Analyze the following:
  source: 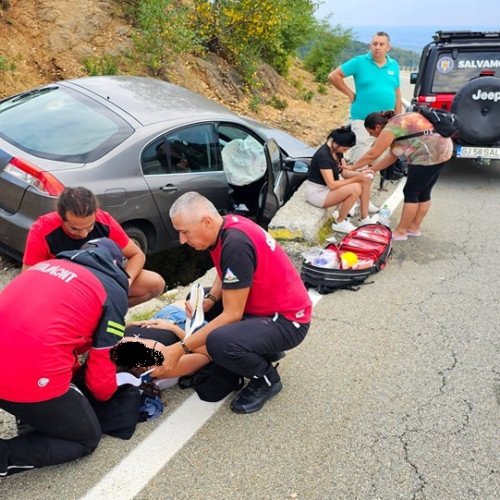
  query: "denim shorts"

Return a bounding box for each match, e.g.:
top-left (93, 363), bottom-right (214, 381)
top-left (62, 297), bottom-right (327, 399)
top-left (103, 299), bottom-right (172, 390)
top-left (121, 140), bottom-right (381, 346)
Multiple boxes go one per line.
top-left (152, 304), bottom-right (206, 332)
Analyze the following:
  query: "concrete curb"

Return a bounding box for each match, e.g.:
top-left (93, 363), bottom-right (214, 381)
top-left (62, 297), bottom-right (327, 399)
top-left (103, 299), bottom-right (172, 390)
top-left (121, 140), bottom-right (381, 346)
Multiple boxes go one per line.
top-left (128, 178), bottom-right (405, 320)
top-left (269, 177), bottom-right (405, 245)
top-left (268, 183), bottom-right (333, 245)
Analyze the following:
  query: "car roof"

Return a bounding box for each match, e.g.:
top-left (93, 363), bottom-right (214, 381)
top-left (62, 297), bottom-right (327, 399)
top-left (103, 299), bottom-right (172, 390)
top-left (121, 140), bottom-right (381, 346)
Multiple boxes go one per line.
top-left (62, 76), bottom-right (240, 127)
top-left (61, 76), bottom-right (314, 156)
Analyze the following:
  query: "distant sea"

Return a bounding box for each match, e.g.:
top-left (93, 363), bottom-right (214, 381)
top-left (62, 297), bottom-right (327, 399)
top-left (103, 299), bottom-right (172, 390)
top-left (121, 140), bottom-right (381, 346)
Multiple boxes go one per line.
top-left (350, 25), bottom-right (499, 53)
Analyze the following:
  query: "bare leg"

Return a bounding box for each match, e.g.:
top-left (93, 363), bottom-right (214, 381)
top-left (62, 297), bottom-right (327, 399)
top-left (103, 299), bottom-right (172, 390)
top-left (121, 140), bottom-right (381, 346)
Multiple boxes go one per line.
top-left (408, 201), bottom-right (431, 233)
top-left (393, 202), bottom-right (419, 238)
top-left (323, 184), bottom-right (361, 222)
top-left (358, 176), bottom-right (373, 219)
top-left (128, 270), bottom-right (166, 307)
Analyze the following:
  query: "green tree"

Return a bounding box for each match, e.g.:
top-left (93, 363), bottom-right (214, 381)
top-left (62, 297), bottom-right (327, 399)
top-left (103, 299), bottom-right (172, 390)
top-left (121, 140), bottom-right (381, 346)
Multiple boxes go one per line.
top-left (192, 0), bottom-right (318, 83)
top-left (132, 0), bottom-right (202, 74)
top-left (302, 19), bottom-right (352, 83)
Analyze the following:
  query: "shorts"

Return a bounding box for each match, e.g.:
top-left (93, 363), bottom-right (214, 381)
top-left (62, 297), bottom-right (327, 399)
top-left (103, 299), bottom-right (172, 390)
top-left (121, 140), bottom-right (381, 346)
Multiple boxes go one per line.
top-left (304, 180), bottom-right (330, 208)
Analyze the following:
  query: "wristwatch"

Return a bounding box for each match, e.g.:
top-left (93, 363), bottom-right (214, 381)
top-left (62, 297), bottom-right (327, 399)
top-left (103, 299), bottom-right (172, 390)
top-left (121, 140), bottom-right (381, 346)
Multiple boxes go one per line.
top-left (204, 292), bottom-right (217, 303)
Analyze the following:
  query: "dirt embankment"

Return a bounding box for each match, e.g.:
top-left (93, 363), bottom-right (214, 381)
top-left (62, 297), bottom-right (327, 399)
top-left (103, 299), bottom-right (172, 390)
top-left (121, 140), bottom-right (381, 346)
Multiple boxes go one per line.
top-left (0, 0), bottom-right (351, 285)
top-left (0, 0), bottom-right (349, 148)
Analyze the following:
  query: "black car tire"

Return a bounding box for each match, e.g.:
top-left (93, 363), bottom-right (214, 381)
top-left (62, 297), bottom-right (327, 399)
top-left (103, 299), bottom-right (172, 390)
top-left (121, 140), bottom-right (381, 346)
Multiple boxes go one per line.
top-left (124, 226), bottom-right (148, 254)
top-left (451, 76), bottom-right (500, 145)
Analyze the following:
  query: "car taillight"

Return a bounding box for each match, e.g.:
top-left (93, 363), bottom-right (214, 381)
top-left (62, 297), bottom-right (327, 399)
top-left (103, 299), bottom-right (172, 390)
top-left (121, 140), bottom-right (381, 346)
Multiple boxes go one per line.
top-left (4, 157), bottom-right (65, 196)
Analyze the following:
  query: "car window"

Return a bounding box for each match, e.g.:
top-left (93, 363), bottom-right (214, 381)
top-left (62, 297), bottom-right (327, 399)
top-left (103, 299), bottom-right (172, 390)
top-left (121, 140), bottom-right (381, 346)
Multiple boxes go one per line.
top-left (141, 124), bottom-right (219, 175)
top-left (431, 50), bottom-right (500, 93)
top-left (217, 123), bottom-right (269, 215)
top-left (0, 85), bottom-right (133, 162)
top-left (217, 124), bottom-right (267, 186)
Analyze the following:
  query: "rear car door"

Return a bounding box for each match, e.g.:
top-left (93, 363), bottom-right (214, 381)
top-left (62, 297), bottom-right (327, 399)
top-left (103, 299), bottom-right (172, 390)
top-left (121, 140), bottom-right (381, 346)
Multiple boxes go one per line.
top-left (142, 123), bottom-right (228, 242)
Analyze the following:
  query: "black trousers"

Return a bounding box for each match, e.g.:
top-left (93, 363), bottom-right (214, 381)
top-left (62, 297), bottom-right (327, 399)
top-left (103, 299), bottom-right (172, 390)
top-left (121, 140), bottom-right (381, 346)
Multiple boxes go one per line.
top-left (0, 385), bottom-right (101, 477)
top-left (206, 313), bottom-right (309, 378)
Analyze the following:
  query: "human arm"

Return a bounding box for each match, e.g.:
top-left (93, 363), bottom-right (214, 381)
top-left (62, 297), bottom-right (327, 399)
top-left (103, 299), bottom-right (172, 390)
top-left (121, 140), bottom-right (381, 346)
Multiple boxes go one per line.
top-left (121, 239), bottom-right (146, 286)
top-left (349, 130), bottom-right (397, 171)
top-left (185, 275), bottom-right (223, 318)
top-left (320, 155), bottom-right (373, 187)
top-left (328, 67), bottom-right (355, 103)
top-left (394, 87), bottom-right (402, 115)
top-left (21, 217), bottom-right (52, 270)
top-left (151, 286), bottom-right (250, 378)
top-left (128, 319), bottom-right (186, 339)
top-left (85, 297), bottom-right (128, 400)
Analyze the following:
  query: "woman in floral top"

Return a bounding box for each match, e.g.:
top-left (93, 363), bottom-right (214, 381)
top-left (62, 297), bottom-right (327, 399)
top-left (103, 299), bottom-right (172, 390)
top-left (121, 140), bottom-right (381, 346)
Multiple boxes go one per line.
top-left (347, 110), bottom-right (453, 240)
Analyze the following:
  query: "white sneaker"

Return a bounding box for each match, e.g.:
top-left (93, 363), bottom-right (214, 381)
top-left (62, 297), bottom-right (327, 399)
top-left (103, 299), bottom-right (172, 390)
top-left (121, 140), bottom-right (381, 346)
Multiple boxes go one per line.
top-left (358, 215), bottom-right (376, 226)
top-left (332, 219), bottom-right (357, 233)
top-left (348, 201), bottom-right (359, 217)
top-left (368, 202), bottom-right (380, 214)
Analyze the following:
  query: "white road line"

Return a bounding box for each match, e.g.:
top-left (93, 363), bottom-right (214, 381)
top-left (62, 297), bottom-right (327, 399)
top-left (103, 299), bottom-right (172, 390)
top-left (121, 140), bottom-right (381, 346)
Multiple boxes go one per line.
top-left (81, 184), bottom-right (405, 499)
top-left (382, 177), bottom-right (405, 214)
top-left (80, 395), bottom-right (226, 500)
top-left (80, 290), bottom-right (322, 500)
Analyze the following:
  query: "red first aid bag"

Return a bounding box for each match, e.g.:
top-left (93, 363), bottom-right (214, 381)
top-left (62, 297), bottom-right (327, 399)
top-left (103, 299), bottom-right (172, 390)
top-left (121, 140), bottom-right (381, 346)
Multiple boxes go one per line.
top-left (300, 224), bottom-right (392, 293)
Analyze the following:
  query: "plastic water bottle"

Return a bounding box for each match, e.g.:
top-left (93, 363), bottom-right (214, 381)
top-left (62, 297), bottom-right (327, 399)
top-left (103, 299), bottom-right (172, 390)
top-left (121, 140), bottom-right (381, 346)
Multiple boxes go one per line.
top-left (378, 204), bottom-right (391, 226)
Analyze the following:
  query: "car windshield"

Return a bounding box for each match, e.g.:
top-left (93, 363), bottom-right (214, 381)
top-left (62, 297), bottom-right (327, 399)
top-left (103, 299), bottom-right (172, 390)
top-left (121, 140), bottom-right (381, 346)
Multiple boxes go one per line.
top-left (431, 50), bottom-right (500, 93)
top-left (0, 85), bottom-right (133, 163)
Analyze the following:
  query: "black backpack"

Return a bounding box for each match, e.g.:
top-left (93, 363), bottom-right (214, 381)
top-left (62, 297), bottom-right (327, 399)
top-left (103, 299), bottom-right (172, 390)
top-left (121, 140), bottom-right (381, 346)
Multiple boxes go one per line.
top-left (179, 362), bottom-right (244, 402)
top-left (396, 107), bottom-right (462, 140)
top-left (380, 156), bottom-right (408, 189)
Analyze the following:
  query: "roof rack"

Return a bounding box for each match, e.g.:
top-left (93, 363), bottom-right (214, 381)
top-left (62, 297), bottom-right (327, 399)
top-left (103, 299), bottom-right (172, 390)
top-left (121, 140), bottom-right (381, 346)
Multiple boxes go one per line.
top-left (433, 30), bottom-right (500, 43)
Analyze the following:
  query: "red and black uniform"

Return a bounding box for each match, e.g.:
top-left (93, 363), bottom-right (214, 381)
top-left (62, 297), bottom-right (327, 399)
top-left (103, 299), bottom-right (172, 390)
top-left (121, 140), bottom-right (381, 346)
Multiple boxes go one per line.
top-left (0, 246), bottom-right (128, 477)
top-left (23, 209), bottom-right (129, 266)
top-left (206, 215), bottom-right (312, 378)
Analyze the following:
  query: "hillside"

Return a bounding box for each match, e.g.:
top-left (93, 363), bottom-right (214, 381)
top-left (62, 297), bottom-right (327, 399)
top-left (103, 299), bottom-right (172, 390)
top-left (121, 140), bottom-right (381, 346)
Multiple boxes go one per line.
top-left (0, 0), bottom-right (350, 148)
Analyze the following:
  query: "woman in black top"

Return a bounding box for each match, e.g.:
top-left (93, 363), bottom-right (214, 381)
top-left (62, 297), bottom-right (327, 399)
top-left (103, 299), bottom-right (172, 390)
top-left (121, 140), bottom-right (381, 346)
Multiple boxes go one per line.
top-left (305, 126), bottom-right (375, 233)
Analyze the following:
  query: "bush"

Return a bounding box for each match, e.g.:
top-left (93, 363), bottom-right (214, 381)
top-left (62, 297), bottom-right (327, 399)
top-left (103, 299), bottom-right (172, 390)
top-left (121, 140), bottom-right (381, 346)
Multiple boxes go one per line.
top-left (302, 20), bottom-right (352, 83)
top-left (248, 94), bottom-right (262, 113)
top-left (298, 89), bottom-right (314, 102)
top-left (268, 95), bottom-right (288, 111)
top-left (82, 55), bottom-right (119, 76)
top-left (317, 83), bottom-right (327, 95)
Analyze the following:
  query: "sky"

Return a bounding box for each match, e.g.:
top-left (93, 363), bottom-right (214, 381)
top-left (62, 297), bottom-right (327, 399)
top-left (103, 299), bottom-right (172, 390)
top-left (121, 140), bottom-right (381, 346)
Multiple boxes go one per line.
top-left (315, 0), bottom-right (500, 28)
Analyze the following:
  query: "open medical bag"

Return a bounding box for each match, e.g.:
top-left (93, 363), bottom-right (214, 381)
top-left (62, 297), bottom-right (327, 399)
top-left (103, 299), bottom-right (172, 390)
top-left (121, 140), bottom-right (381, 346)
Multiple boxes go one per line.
top-left (300, 224), bottom-right (392, 293)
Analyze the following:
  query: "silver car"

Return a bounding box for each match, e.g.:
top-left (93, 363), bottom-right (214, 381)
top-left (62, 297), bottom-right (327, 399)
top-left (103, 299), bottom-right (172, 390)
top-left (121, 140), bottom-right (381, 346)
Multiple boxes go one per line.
top-left (0, 76), bottom-right (313, 259)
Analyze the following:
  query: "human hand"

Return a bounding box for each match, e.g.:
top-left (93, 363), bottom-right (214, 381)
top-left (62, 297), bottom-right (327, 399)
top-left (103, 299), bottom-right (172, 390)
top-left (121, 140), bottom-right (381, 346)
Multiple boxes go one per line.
top-left (184, 300), bottom-right (193, 318)
top-left (129, 318), bottom-right (173, 330)
top-left (150, 343), bottom-right (184, 378)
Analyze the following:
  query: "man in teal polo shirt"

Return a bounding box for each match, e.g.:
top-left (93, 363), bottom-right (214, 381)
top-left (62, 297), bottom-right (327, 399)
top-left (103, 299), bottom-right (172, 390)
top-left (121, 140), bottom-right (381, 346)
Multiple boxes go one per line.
top-left (329, 31), bottom-right (402, 164)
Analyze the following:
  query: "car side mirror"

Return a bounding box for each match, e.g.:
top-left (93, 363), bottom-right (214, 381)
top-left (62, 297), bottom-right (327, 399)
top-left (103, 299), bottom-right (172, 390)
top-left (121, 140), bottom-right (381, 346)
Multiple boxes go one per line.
top-left (410, 72), bottom-right (418, 84)
top-left (292, 161), bottom-right (309, 174)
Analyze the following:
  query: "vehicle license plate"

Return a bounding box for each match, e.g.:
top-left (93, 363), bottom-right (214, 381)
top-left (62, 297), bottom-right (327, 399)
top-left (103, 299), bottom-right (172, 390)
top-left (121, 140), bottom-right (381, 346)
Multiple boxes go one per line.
top-left (456, 146), bottom-right (500, 159)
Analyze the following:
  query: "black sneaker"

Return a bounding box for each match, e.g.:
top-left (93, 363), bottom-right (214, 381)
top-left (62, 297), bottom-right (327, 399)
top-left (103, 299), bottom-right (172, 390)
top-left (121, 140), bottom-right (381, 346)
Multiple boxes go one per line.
top-left (16, 418), bottom-right (34, 436)
top-left (230, 365), bottom-right (282, 414)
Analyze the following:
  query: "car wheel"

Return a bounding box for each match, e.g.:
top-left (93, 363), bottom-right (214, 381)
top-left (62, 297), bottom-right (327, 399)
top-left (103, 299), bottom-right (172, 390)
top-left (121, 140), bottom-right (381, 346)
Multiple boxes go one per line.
top-left (451, 75), bottom-right (500, 145)
top-left (124, 226), bottom-right (148, 254)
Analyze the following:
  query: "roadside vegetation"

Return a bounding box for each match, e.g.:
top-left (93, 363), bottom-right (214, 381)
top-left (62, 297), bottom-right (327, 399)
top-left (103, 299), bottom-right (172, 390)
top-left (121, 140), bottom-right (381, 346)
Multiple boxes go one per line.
top-left (115, 0), bottom-right (352, 87)
top-left (78, 1), bottom-right (419, 103)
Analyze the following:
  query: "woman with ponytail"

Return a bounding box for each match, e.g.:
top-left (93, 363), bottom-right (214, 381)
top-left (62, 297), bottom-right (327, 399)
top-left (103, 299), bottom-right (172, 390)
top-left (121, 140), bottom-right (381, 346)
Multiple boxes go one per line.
top-left (305, 126), bottom-right (376, 234)
top-left (347, 110), bottom-right (453, 240)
